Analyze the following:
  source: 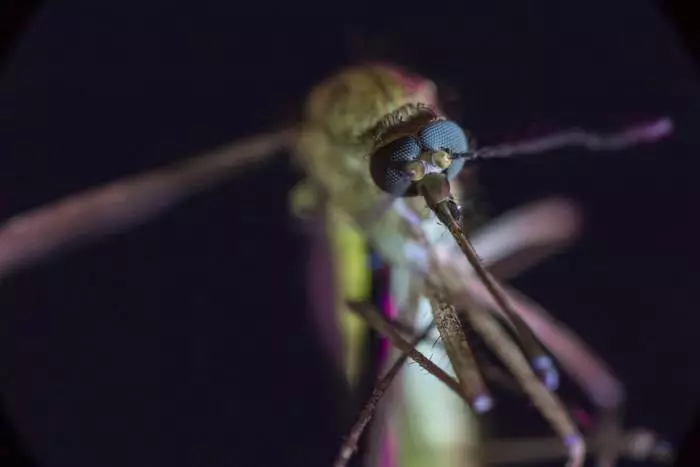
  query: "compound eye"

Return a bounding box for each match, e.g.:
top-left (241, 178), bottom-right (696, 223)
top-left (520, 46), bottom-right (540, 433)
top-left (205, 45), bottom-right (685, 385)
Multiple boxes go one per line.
top-left (369, 136), bottom-right (422, 195)
top-left (418, 120), bottom-right (469, 153)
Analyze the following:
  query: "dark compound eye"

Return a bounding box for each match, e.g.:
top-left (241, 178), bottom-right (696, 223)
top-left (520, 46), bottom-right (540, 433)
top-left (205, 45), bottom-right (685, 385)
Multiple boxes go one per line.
top-left (418, 120), bottom-right (469, 153)
top-left (368, 120), bottom-right (474, 196)
top-left (369, 136), bottom-right (422, 195)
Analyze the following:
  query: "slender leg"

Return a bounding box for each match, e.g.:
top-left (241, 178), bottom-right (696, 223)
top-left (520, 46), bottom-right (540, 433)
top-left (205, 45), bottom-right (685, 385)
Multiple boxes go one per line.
top-left (419, 177), bottom-right (559, 390)
top-left (347, 301), bottom-right (465, 402)
top-left (401, 294), bottom-right (481, 467)
top-left (459, 282), bottom-right (626, 462)
top-left (429, 197), bottom-right (624, 410)
top-left (483, 428), bottom-right (673, 465)
top-left (427, 289), bottom-right (493, 413)
top-left (410, 197), bottom-right (632, 466)
top-left (396, 205), bottom-right (586, 466)
top-left (401, 212), bottom-right (584, 467)
top-left (0, 130), bottom-right (292, 280)
top-left (334, 324), bottom-right (433, 467)
top-left (390, 194), bottom-right (582, 465)
top-left (448, 287), bottom-right (586, 467)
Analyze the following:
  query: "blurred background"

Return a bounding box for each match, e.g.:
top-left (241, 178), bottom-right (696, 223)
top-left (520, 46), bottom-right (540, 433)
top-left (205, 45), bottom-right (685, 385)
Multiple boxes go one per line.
top-left (0, 1), bottom-right (697, 466)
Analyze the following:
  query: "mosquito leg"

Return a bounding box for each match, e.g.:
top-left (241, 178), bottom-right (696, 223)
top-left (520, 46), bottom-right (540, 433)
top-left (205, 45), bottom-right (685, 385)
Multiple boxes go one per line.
top-left (448, 218), bottom-right (559, 390)
top-left (594, 408), bottom-right (624, 467)
top-left (480, 272), bottom-right (623, 467)
top-left (418, 196), bottom-right (623, 407)
top-left (483, 428), bottom-right (673, 465)
top-left (445, 289), bottom-right (585, 467)
top-left (463, 284), bottom-right (625, 428)
top-left (391, 304), bottom-right (666, 466)
top-left (619, 429), bottom-right (674, 464)
top-left (419, 174), bottom-right (559, 390)
top-left (346, 301), bottom-right (466, 403)
top-left (333, 324), bottom-right (432, 467)
top-left (425, 198), bottom-right (627, 466)
top-left (426, 288), bottom-right (493, 413)
top-left (410, 208), bottom-right (585, 465)
top-left (381, 315), bottom-right (526, 397)
top-left (0, 129), bottom-right (293, 280)
top-left (436, 258), bottom-right (631, 467)
top-left (399, 291), bottom-right (484, 467)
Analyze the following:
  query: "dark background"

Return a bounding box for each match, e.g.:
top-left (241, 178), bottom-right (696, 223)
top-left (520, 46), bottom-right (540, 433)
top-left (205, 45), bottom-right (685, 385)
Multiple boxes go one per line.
top-left (0, 1), bottom-right (697, 466)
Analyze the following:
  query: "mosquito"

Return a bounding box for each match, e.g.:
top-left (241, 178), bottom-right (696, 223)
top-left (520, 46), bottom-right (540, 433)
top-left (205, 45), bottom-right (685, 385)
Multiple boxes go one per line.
top-left (294, 63), bottom-right (673, 467)
top-left (0, 63), bottom-right (673, 467)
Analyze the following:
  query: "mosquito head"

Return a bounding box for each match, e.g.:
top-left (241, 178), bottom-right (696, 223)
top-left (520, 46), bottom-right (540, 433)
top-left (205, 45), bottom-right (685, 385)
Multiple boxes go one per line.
top-left (369, 119), bottom-right (473, 197)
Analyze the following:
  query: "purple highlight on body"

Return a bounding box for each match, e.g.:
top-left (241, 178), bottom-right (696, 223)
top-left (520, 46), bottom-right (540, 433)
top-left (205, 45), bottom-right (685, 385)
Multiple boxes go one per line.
top-left (572, 408), bottom-right (593, 430)
top-left (532, 355), bottom-right (560, 391)
top-left (379, 426), bottom-right (398, 467)
top-left (565, 434), bottom-right (582, 447)
top-left (377, 286), bottom-right (397, 364)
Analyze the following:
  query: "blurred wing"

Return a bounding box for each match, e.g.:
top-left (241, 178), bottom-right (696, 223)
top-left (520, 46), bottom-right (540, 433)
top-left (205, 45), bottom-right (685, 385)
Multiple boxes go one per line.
top-left (448, 197), bottom-right (582, 281)
top-left (0, 129), bottom-right (292, 280)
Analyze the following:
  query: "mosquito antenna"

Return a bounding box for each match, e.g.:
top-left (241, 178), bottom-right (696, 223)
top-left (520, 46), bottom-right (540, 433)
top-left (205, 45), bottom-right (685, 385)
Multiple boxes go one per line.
top-left (417, 173), bottom-right (560, 390)
top-left (450, 117), bottom-right (673, 162)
